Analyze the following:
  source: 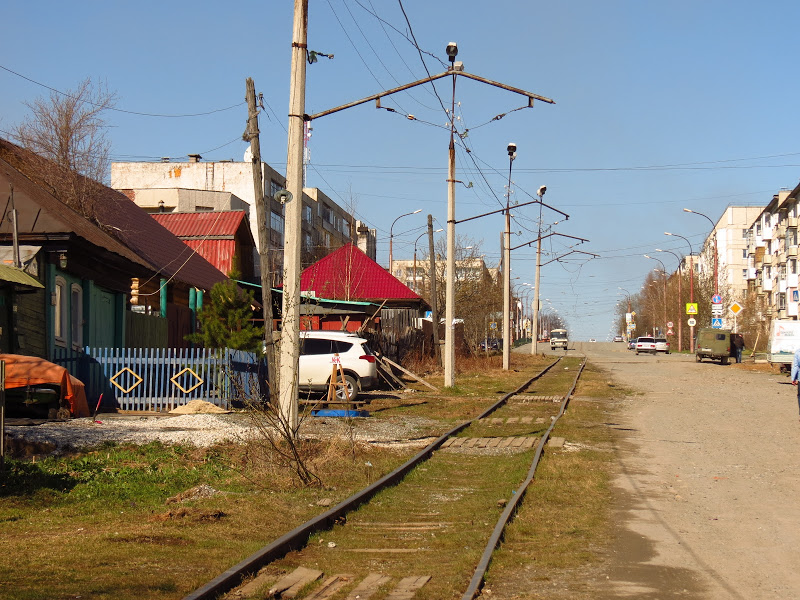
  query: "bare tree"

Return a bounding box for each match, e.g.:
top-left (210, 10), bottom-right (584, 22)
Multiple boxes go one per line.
top-left (13, 78), bottom-right (118, 216)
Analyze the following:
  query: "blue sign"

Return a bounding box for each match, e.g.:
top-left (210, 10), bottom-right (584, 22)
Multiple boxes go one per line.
top-left (794, 290), bottom-right (799, 302)
top-left (425, 310), bottom-right (432, 318)
top-left (711, 318), bottom-right (723, 329)
top-left (712, 294), bottom-right (722, 304)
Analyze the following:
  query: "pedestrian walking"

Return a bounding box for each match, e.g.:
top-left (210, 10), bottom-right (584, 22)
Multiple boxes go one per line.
top-left (791, 346), bottom-right (800, 419)
top-left (733, 333), bottom-right (744, 363)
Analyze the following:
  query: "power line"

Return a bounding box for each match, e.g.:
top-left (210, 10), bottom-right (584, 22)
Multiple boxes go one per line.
top-left (0, 64), bottom-right (245, 118)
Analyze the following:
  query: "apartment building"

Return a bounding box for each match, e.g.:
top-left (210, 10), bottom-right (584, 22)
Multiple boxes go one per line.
top-left (746, 185), bottom-right (800, 319)
top-left (695, 206), bottom-right (764, 299)
top-left (111, 154), bottom-right (375, 284)
top-left (392, 257), bottom-right (499, 295)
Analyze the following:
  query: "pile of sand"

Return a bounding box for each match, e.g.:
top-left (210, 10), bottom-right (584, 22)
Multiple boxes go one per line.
top-left (169, 399), bottom-right (230, 415)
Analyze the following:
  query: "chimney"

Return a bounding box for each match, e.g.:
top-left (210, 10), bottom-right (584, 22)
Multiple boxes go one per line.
top-left (188, 154), bottom-right (202, 163)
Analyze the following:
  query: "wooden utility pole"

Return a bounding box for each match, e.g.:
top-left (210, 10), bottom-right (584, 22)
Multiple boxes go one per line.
top-left (245, 78), bottom-right (277, 402)
top-left (428, 214), bottom-right (440, 364)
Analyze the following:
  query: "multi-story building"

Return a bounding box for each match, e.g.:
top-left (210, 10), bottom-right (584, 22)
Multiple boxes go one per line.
top-left (391, 257), bottom-right (499, 295)
top-left (746, 185), bottom-right (800, 319)
top-left (111, 154), bottom-right (375, 284)
top-left (695, 206), bottom-right (764, 300)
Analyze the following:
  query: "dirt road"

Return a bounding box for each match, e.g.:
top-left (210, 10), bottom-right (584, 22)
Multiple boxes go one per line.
top-left (577, 342), bottom-right (800, 599)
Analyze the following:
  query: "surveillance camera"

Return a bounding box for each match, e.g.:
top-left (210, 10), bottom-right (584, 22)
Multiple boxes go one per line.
top-left (537, 185), bottom-right (547, 197)
top-left (446, 42), bottom-right (458, 61)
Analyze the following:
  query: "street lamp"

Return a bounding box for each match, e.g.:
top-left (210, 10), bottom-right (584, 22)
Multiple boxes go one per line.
top-left (665, 231), bottom-right (695, 352)
top-left (644, 254), bottom-right (667, 337)
top-left (502, 142), bottom-right (517, 370)
top-left (414, 228), bottom-right (442, 293)
top-left (656, 248), bottom-right (683, 352)
top-left (389, 209), bottom-right (422, 277)
top-left (684, 208), bottom-right (718, 296)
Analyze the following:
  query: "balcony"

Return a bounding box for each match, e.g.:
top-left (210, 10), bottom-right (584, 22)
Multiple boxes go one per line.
top-left (789, 246), bottom-right (798, 257)
top-left (746, 268), bottom-right (757, 280)
top-left (761, 254), bottom-right (773, 265)
top-left (790, 217), bottom-right (798, 228)
top-left (763, 278), bottom-right (774, 291)
top-left (762, 227), bottom-right (774, 241)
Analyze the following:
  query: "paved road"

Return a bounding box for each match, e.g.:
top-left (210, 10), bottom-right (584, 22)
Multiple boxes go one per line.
top-left (553, 341), bottom-right (800, 599)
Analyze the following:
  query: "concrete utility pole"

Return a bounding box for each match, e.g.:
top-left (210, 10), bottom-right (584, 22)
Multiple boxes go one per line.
top-left (245, 78), bottom-right (277, 401)
top-left (278, 0), bottom-right (308, 431)
top-left (428, 214), bottom-right (441, 364)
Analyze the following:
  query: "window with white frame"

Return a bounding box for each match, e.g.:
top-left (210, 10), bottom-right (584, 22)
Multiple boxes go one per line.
top-left (742, 228), bottom-right (749, 239)
top-left (742, 268), bottom-right (748, 279)
top-left (742, 248), bottom-right (748, 259)
top-left (778, 292), bottom-right (787, 310)
top-left (54, 277), bottom-right (67, 345)
top-left (70, 283), bottom-right (83, 350)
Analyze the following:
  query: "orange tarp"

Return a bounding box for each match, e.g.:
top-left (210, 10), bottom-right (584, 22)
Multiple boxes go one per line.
top-left (0, 354), bottom-right (90, 417)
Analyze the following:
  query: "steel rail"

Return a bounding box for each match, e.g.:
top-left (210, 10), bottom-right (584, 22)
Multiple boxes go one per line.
top-left (462, 357), bottom-right (588, 600)
top-left (183, 358), bottom-right (562, 600)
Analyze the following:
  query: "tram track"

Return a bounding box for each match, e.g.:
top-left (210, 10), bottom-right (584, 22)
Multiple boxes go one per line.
top-left (184, 356), bottom-right (587, 600)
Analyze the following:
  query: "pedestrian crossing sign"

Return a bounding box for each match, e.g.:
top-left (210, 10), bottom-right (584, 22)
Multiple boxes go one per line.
top-left (686, 303), bottom-right (698, 315)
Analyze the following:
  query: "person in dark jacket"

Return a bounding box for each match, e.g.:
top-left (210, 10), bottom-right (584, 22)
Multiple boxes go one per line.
top-left (733, 333), bottom-right (745, 363)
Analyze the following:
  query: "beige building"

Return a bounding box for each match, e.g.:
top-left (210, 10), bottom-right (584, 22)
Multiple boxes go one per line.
top-left (111, 154), bottom-right (375, 284)
top-left (392, 257), bottom-right (499, 295)
top-left (746, 185), bottom-right (800, 319)
top-left (695, 206), bottom-right (764, 299)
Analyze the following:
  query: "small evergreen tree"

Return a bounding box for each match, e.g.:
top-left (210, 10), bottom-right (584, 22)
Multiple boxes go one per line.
top-left (187, 278), bottom-right (263, 353)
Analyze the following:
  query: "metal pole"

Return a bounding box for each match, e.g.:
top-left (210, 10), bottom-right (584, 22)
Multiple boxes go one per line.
top-left (278, 0), bottom-right (308, 431)
top-left (503, 208), bottom-right (511, 369)
top-left (428, 215), bottom-right (441, 364)
top-left (444, 71), bottom-right (457, 387)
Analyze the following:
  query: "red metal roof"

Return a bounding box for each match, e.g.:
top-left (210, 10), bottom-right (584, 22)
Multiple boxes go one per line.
top-left (300, 243), bottom-right (421, 302)
top-left (151, 211), bottom-right (246, 238)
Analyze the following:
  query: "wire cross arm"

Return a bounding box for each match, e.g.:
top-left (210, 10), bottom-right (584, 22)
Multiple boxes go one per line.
top-left (510, 232), bottom-right (588, 252)
top-left (542, 249), bottom-right (599, 266)
top-left (305, 70), bottom-right (554, 121)
top-left (455, 198), bottom-right (569, 226)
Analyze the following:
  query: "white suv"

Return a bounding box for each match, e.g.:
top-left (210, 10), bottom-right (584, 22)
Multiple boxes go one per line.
top-left (298, 331), bottom-right (377, 401)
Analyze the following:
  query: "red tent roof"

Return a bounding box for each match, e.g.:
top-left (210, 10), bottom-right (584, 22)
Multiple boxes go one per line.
top-left (300, 244), bottom-right (421, 302)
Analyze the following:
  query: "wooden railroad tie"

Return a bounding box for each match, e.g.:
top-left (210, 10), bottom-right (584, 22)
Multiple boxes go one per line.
top-left (478, 416), bottom-right (536, 425)
top-left (263, 569), bottom-right (431, 600)
top-left (440, 436), bottom-right (538, 450)
top-left (511, 394), bottom-right (563, 403)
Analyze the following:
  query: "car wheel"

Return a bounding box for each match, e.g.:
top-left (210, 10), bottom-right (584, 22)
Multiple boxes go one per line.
top-left (635, 351), bottom-right (639, 355)
top-left (696, 354), bottom-right (702, 362)
top-left (721, 356), bottom-right (729, 365)
top-left (333, 374), bottom-right (359, 402)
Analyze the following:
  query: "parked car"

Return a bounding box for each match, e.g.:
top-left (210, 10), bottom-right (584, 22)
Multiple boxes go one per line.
top-left (635, 336), bottom-right (657, 355)
top-left (695, 328), bottom-right (734, 365)
top-left (588, 338), bottom-right (597, 343)
top-left (299, 331), bottom-right (377, 401)
top-left (627, 339), bottom-right (637, 350)
top-left (614, 335), bottom-right (624, 343)
top-left (654, 338), bottom-right (670, 354)
top-left (479, 338), bottom-right (500, 351)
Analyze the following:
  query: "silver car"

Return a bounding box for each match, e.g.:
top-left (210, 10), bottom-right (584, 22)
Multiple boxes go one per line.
top-left (635, 336), bottom-right (657, 355)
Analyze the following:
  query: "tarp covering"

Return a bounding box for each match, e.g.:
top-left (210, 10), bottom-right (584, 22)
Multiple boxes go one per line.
top-left (0, 354), bottom-right (90, 417)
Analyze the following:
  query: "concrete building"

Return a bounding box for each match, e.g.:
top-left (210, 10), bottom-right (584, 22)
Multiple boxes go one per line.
top-left (746, 186), bottom-right (800, 319)
top-left (695, 206), bottom-right (764, 300)
top-left (391, 257), bottom-right (499, 295)
top-left (111, 155), bottom-right (375, 284)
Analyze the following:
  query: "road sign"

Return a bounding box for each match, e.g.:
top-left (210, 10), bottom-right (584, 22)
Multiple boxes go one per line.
top-left (712, 306), bottom-right (724, 316)
top-left (729, 302), bottom-right (743, 315)
top-left (667, 328), bottom-right (674, 335)
top-left (490, 321), bottom-right (497, 330)
top-left (688, 317), bottom-right (697, 327)
top-left (711, 318), bottom-right (723, 329)
top-left (794, 290), bottom-right (799, 302)
top-left (712, 294), bottom-right (722, 304)
top-left (667, 321), bottom-right (674, 328)
top-left (686, 303), bottom-right (698, 314)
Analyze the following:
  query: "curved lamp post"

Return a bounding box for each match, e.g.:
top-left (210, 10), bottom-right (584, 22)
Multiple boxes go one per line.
top-left (644, 254), bottom-right (667, 337)
top-left (389, 209), bottom-right (422, 277)
top-left (665, 232), bottom-right (695, 352)
top-left (656, 248), bottom-right (684, 351)
top-left (684, 208), bottom-right (718, 296)
top-left (413, 228), bottom-right (442, 293)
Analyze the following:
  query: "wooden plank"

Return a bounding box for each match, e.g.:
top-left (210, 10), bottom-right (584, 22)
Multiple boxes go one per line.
top-left (440, 438), bottom-right (454, 448)
top-left (381, 357), bottom-right (439, 392)
top-left (522, 437), bottom-right (537, 448)
top-left (506, 417), bottom-right (519, 424)
top-left (511, 437), bottom-right (526, 448)
top-left (345, 573), bottom-right (391, 600)
top-left (491, 417), bottom-right (504, 425)
top-left (548, 437), bottom-right (566, 448)
top-left (520, 416), bottom-right (533, 424)
top-left (487, 438), bottom-right (500, 448)
top-left (305, 574), bottom-right (354, 600)
top-left (268, 566), bottom-right (323, 598)
top-left (498, 437), bottom-right (514, 448)
top-left (385, 576), bottom-right (432, 600)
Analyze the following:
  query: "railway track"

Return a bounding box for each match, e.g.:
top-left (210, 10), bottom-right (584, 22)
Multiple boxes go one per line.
top-left (184, 356), bottom-right (587, 600)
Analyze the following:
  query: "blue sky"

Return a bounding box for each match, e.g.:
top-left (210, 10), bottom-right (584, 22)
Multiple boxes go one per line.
top-left (3, 1), bottom-right (800, 340)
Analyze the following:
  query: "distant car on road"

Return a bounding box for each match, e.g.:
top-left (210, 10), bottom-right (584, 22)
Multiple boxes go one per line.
top-left (627, 339), bottom-right (636, 350)
top-left (613, 335), bottom-right (624, 343)
top-left (654, 338), bottom-right (670, 354)
top-left (588, 338), bottom-right (596, 343)
top-left (635, 336), bottom-right (657, 355)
